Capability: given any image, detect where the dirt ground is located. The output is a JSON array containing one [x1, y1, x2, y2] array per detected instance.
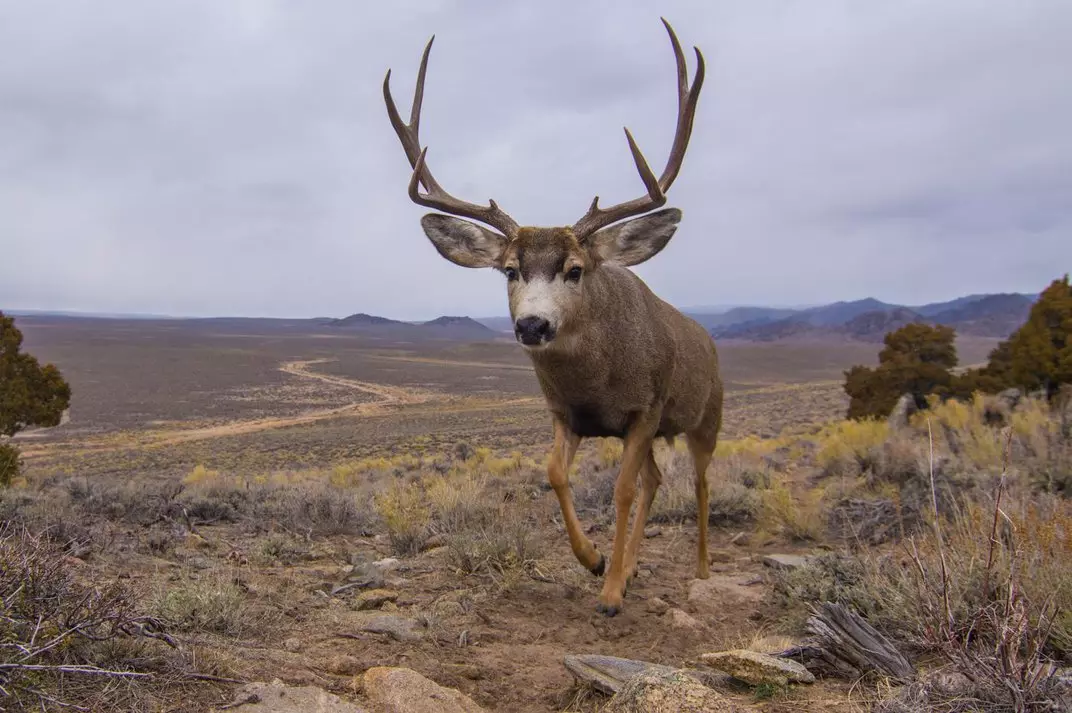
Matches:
[[7, 317, 1003, 711]]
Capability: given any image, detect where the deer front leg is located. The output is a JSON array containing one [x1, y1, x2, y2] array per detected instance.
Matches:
[[622, 447, 662, 589], [546, 418, 604, 575], [597, 426, 654, 616]]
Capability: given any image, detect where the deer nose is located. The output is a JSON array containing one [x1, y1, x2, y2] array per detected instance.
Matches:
[[515, 316, 554, 346]]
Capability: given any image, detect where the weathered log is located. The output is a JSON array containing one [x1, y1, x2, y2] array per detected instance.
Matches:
[[775, 602, 915, 683]]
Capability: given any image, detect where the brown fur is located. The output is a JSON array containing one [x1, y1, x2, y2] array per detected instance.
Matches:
[[504, 225, 723, 615], [385, 18, 718, 616]]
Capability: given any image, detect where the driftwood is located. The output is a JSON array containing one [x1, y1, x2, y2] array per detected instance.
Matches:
[[775, 602, 915, 683]]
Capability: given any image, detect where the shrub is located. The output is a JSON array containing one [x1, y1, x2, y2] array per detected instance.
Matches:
[[0, 523, 176, 710], [374, 479, 430, 556], [844, 323, 960, 419], [0, 312, 71, 483]]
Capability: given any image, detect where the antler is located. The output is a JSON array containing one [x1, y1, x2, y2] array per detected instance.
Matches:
[[572, 18, 706, 240], [384, 36, 520, 238]]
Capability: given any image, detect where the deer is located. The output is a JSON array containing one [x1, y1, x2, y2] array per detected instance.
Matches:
[[383, 18, 722, 617]]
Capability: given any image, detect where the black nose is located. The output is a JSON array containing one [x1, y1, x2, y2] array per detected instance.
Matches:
[[515, 316, 554, 346]]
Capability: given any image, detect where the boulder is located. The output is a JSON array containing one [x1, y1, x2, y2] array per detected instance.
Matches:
[[361, 666, 485, 713], [221, 679, 368, 712], [700, 649, 815, 686], [603, 670, 740, 713]]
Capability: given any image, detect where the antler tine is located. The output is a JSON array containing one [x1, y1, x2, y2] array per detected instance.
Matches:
[[384, 36, 520, 238], [573, 18, 706, 240]]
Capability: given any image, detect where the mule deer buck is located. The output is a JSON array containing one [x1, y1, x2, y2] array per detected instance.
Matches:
[[384, 18, 722, 616]]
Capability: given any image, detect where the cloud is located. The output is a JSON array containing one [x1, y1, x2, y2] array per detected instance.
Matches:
[[1, 0, 1069, 319]]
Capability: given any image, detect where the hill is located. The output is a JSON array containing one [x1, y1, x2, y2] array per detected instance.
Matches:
[[710, 292, 1034, 342]]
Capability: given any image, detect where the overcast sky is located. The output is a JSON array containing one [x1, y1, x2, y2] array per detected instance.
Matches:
[[1, 1, 1069, 320]]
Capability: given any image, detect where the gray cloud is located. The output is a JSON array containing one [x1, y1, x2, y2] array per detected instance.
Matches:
[[1, 0, 1069, 320]]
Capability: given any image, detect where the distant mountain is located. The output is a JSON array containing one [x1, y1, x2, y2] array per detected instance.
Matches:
[[684, 306, 799, 330], [419, 316, 497, 338], [799, 298, 901, 326], [928, 293, 1034, 337], [330, 313, 407, 328], [712, 293, 1036, 342]]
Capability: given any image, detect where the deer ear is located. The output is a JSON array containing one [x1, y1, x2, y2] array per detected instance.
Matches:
[[420, 214, 508, 268], [586, 208, 681, 266]]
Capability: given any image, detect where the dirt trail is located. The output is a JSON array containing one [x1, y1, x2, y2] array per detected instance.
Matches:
[[21, 359, 448, 458]]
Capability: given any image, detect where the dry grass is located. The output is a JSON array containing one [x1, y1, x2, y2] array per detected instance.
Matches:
[[763, 391, 1072, 711], [0, 523, 194, 711]]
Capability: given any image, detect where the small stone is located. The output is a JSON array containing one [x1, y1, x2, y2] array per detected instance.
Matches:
[[184, 532, 212, 550], [699, 649, 815, 686], [667, 608, 703, 630], [709, 550, 734, 564], [187, 556, 213, 570], [761, 554, 810, 571], [604, 670, 740, 712], [282, 637, 303, 653], [434, 600, 466, 617], [326, 655, 362, 676], [687, 575, 763, 609], [361, 666, 486, 713], [354, 613, 422, 642], [643, 526, 663, 538], [421, 533, 447, 551], [372, 557, 401, 572], [353, 589, 399, 611], [646, 597, 670, 615]]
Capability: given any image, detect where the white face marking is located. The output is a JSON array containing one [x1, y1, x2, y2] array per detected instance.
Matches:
[[510, 275, 575, 347]]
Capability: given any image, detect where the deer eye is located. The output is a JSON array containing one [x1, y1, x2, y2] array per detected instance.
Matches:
[[565, 266, 583, 282], [504, 267, 519, 282]]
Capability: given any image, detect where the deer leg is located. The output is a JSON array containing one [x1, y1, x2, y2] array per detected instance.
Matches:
[[547, 418, 604, 575], [622, 447, 662, 589], [686, 433, 716, 580], [597, 426, 654, 616]]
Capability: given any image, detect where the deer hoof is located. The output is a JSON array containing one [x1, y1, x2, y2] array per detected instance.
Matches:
[[589, 554, 606, 577], [596, 601, 621, 617]]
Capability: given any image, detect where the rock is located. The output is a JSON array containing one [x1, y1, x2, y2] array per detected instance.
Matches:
[[643, 526, 662, 538], [433, 600, 466, 617], [728, 532, 748, 546], [421, 533, 447, 551], [361, 666, 485, 713], [562, 655, 730, 696], [353, 589, 399, 611], [604, 669, 740, 713], [687, 575, 763, 609], [887, 393, 918, 430], [996, 387, 1023, 410], [353, 613, 422, 642], [761, 554, 810, 571], [332, 563, 386, 595], [223, 679, 368, 712], [667, 609, 703, 631], [187, 556, 213, 571], [326, 655, 362, 676], [709, 550, 733, 564], [699, 649, 815, 686], [282, 637, 303, 653], [645, 597, 670, 615], [372, 557, 402, 572]]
